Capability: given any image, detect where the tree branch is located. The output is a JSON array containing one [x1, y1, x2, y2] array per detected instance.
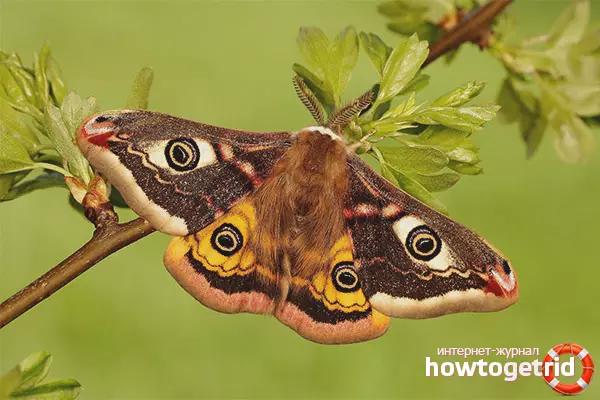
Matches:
[[0, 0, 513, 329], [0, 177, 155, 328], [424, 0, 513, 67]]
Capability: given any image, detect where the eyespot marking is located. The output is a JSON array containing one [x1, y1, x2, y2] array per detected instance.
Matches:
[[332, 262, 360, 293], [165, 138, 199, 171], [406, 225, 442, 261], [211, 223, 243, 256]]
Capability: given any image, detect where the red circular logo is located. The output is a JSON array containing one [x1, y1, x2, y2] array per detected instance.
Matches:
[[543, 343, 594, 395]]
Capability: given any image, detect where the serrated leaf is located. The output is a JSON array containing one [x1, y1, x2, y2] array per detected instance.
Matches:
[[448, 160, 483, 175], [496, 78, 521, 124], [297, 27, 331, 81], [557, 82, 600, 117], [10, 379, 81, 400], [384, 163, 448, 214], [360, 32, 392, 76], [411, 105, 500, 132], [5, 62, 38, 107], [553, 115, 594, 163], [547, 0, 590, 49], [0, 127, 35, 174], [398, 73, 430, 95], [44, 104, 91, 183], [60, 93, 83, 135], [17, 352, 52, 391], [378, 143, 448, 174], [446, 147, 479, 164], [47, 56, 67, 106], [408, 171, 460, 192], [432, 81, 485, 107], [2, 173, 65, 201], [126, 67, 154, 109], [377, 34, 429, 104], [573, 23, 600, 54], [387, 21, 440, 44], [521, 110, 548, 159], [0, 64, 29, 109], [0, 97, 39, 154], [60, 93, 100, 137], [409, 125, 470, 151], [0, 174, 15, 199], [33, 45, 51, 108], [379, 0, 452, 23], [538, 76, 595, 163], [330, 26, 359, 103]]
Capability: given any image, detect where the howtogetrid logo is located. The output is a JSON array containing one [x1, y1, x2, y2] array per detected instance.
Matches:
[[427, 343, 594, 396]]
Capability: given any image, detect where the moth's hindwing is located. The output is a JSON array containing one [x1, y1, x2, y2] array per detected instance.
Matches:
[[77, 110, 293, 236], [276, 234, 390, 344], [346, 155, 519, 319], [164, 200, 280, 314]]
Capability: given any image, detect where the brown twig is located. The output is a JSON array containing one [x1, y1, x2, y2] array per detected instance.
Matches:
[[0, 177, 155, 328], [424, 0, 513, 67], [0, 0, 513, 329]]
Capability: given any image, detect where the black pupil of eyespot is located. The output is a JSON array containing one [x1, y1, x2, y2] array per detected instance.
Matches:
[[217, 233, 235, 250], [416, 237, 434, 253], [338, 271, 356, 286], [173, 145, 189, 164], [95, 115, 108, 123]]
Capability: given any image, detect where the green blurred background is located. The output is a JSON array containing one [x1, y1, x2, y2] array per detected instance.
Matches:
[[1, 1, 599, 399]]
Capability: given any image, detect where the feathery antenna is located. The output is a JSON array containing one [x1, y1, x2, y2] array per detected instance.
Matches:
[[293, 74, 325, 126], [326, 90, 373, 130]]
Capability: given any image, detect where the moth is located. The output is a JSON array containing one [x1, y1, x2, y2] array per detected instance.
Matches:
[[76, 89, 518, 344]]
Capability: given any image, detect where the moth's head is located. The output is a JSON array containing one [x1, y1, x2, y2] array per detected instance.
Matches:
[[77, 110, 136, 150]]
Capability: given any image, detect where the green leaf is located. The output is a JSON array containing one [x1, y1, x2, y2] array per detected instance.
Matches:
[[448, 160, 483, 175], [0, 64, 29, 109], [377, 34, 429, 105], [557, 82, 600, 117], [398, 73, 430, 95], [330, 26, 359, 103], [384, 163, 448, 214], [126, 67, 154, 109], [547, 0, 590, 49], [378, 0, 452, 23], [2, 173, 65, 201], [359, 32, 392, 76], [409, 125, 470, 151], [431, 81, 485, 107], [0, 174, 15, 200], [5, 62, 38, 107], [496, 78, 521, 124], [60, 93, 100, 137], [44, 103, 91, 183], [387, 21, 440, 44], [573, 23, 600, 54], [10, 379, 81, 400], [446, 147, 479, 164], [33, 45, 51, 108], [408, 171, 460, 192], [0, 97, 39, 154], [411, 105, 500, 132], [17, 352, 52, 391], [47, 56, 67, 106], [0, 127, 35, 174], [538, 76, 595, 163], [378, 143, 448, 174], [297, 27, 331, 81]]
